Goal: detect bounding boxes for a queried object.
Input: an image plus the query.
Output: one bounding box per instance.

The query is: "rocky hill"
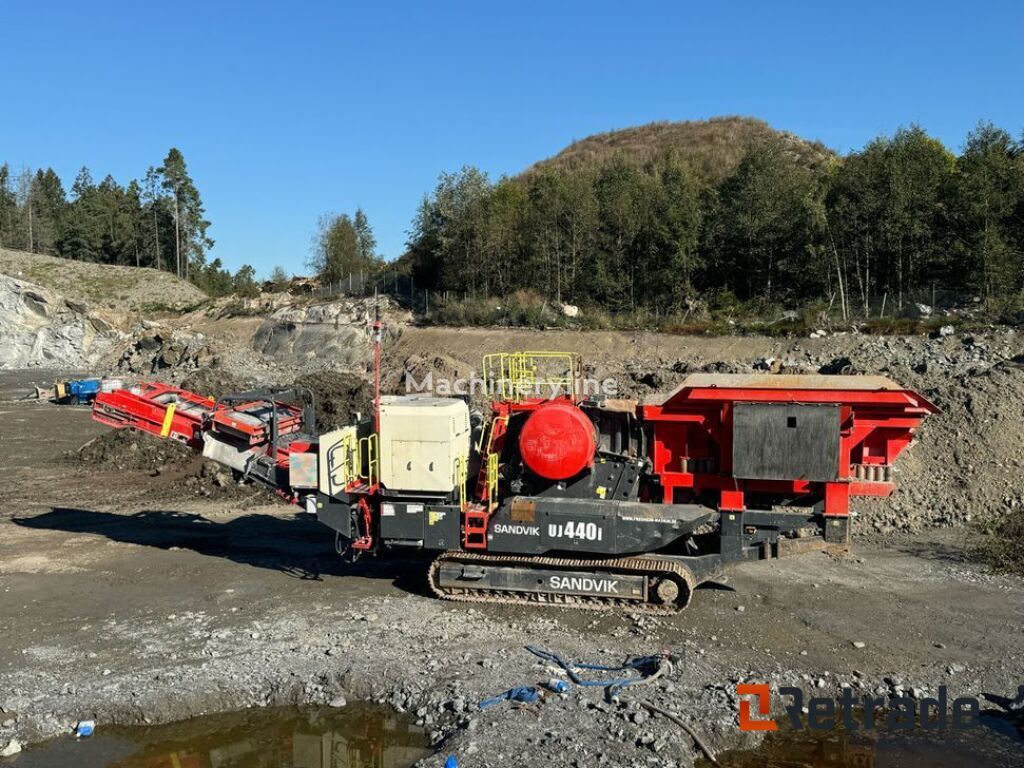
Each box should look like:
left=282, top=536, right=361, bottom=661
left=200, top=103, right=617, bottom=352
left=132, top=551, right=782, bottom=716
left=0, top=273, right=118, bottom=369
left=0, top=248, right=206, bottom=313
left=525, top=116, right=835, bottom=181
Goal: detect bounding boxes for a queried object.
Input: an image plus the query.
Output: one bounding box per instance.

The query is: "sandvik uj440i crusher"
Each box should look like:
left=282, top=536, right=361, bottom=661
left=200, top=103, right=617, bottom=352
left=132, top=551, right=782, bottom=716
left=92, top=349, right=936, bottom=612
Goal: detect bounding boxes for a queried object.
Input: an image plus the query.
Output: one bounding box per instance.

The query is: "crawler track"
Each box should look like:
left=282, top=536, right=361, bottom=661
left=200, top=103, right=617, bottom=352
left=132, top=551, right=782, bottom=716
left=427, top=551, right=698, bottom=613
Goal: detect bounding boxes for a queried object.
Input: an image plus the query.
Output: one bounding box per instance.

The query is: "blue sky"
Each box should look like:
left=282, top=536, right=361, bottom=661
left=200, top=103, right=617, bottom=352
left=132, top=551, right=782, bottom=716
left=2, top=1, right=1022, bottom=276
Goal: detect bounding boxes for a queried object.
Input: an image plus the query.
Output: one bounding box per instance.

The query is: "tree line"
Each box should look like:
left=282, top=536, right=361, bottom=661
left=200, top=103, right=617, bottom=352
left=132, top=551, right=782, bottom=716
left=0, top=148, right=259, bottom=297
left=308, top=208, right=382, bottom=286
left=405, top=122, right=1024, bottom=317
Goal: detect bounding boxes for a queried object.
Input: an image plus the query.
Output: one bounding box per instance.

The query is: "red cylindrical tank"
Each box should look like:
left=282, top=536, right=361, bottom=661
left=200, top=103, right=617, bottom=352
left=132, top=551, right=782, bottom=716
left=518, top=400, right=597, bottom=480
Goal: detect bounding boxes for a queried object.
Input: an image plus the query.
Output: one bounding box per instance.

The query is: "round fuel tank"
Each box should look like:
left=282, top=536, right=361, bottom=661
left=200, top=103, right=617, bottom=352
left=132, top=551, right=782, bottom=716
left=518, top=400, right=597, bottom=480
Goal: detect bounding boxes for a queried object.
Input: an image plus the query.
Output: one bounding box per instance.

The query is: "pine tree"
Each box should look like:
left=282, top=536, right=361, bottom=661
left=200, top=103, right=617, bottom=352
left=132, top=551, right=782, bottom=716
left=61, top=167, right=103, bottom=261
left=310, top=213, right=361, bottom=285
left=30, top=169, right=67, bottom=255
left=13, top=168, right=35, bottom=252
left=953, top=122, right=1024, bottom=299
left=353, top=208, right=378, bottom=265
left=0, top=164, right=17, bottom=248
left=269, top=265, right=290, bottom=292
left=159, top=148, right=213, bottom=279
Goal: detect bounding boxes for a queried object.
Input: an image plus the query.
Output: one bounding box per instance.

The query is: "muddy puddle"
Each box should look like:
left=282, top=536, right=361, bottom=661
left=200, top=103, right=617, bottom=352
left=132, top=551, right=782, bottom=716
left=6, top=704, right=431, bottom=768
left=704, top=708, right=1024, bottom=767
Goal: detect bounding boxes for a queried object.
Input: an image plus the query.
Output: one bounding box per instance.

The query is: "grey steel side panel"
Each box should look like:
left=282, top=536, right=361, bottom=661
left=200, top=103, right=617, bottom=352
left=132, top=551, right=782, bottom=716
left=554, top=455, right=643, bottom=501
left=316, top=494, right=352, bottom=538
left=732, top=402, right=840, bottom=482
left=379, top=501, right=461, bottom=551
left=486, top=497, right=715, bottom=556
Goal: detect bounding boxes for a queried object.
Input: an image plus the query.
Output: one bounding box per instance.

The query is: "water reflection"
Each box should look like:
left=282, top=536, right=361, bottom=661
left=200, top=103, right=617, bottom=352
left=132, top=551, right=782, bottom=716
left=10, top=704, right=430, bottom=768
left=705, top=710, right=1024, bottom=768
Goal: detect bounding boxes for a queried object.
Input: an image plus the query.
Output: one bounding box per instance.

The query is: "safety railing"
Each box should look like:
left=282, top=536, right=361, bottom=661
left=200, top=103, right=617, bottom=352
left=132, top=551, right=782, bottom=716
left=326, top=430, right=360, bottom=493
left=481, top=351, right=582, bottom=402
left=486, top=452, right=499, bottom=508
left=453, top=455, right=468, bottom=509
left=475, top=412, right=508, bottom=453
left=359, top=433, right=380, bottom=488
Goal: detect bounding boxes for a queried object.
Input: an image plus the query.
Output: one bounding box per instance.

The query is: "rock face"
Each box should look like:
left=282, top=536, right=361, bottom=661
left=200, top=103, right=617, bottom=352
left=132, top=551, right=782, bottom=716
left=0, top=274, right=117, bottom=369
left=115, top=328, right=215, bottom=374
left=251, top=297, right=406, bottom=368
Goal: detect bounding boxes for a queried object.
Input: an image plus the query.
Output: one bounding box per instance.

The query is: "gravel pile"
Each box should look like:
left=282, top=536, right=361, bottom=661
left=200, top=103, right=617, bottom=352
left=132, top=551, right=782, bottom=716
left=72, top=429, right=195, bottom=471
left=546, top=328, right=1024, bottom=534
left=295, top=371, right=373, bottom=431
left=69, top=429, right=263, bottom=500
left=792, top=331, right=1024, bottom=533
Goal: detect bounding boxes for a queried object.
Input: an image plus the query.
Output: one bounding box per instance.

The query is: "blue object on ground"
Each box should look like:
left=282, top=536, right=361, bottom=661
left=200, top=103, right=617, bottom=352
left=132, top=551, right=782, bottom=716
left=546, top=678, right=570, bottom=693
left=75, top=720, right=95, bottom=738
left=444, top=755, right=458, bottom=768
left=56, top=378, right=102, bottom=403
left=526, top=645, right=666, bottom=701
left=479, top=685, right=541, bottom=709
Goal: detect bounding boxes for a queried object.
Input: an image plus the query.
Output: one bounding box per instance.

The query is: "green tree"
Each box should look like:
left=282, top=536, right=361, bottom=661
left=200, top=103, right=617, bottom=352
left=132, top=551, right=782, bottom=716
left=882, top=127, right=956, bottom=305
left=477, top=177, right=528, bottom=296
left=30, top=169, right=67, bottom=255
left=141, top=166, right=171, bottom=271
left=13, top=167, right=35, bottom=252
left=159, top=148, right=213, bottom=279
left=953, top=122, right=1023, bottom=299
left=714, top=140, right=824, bottom=303
left=60, top=167, right=104, bottom=261
left=269, top=265, right=290, bottom=292
left=592, top=159, right=653, bottom=310
left=353, top=208, right=377, bottom=264
left=408, top=166, right=492, bottom=293
left=232, top=264, right=260, bottom=297
left=94, top=174, right=137, bottom=264
left=123, top=180, right=145, bottom=267
left=525, top=168, right=599, bottom=305
left=192, top=257, right=233, bottom=296
left=310, top=213, right=361, bottom=285
left=0, top=164, right=18, bottom=248
left=649, top=153, right=704, bottom=306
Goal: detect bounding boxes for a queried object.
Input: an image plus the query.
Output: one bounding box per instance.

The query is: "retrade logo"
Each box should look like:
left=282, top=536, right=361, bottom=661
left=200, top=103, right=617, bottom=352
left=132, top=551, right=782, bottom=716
left=737, top=684, right=778, bottom=731
left=737, top=684, right=982, bottom=732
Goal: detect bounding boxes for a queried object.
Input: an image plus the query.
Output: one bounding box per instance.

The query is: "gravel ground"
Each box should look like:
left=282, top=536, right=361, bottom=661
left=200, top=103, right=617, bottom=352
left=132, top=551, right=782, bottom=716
left=2, top=369, right=1023, bottom=767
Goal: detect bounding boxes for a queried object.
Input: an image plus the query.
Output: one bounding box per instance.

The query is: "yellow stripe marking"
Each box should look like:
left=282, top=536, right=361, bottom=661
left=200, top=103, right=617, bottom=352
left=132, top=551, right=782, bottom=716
left=160, top=403, right=177, bottom=437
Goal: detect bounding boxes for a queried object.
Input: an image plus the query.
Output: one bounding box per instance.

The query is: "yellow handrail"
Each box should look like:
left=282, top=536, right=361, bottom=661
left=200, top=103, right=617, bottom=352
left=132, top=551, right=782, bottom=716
left=326, top=430, right=359, bottom=492
left=359, top=433, right=379, bottom=487
left=453, top=455, right=468, bottom=509
left=486, top=451, right=499, bottom=509
left=482, top=351, right=582, bottom=402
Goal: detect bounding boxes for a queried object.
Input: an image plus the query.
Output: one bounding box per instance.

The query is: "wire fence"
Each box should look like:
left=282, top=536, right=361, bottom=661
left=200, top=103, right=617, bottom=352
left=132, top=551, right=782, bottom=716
left=304, top=270, right=467, bottom=314
left=295, top=270, right=999, bottom=327
left=834, top=285, right=986, bottom=322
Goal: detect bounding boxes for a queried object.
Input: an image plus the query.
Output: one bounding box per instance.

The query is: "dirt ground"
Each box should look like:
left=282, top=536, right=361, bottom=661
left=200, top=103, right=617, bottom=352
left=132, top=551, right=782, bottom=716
left=2, top=367, right=1023, bottom=767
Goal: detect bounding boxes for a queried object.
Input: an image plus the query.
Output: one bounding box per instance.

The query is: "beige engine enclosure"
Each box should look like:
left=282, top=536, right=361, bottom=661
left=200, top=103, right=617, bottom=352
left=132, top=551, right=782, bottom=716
left=380, top=396, right=471, bottom=493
